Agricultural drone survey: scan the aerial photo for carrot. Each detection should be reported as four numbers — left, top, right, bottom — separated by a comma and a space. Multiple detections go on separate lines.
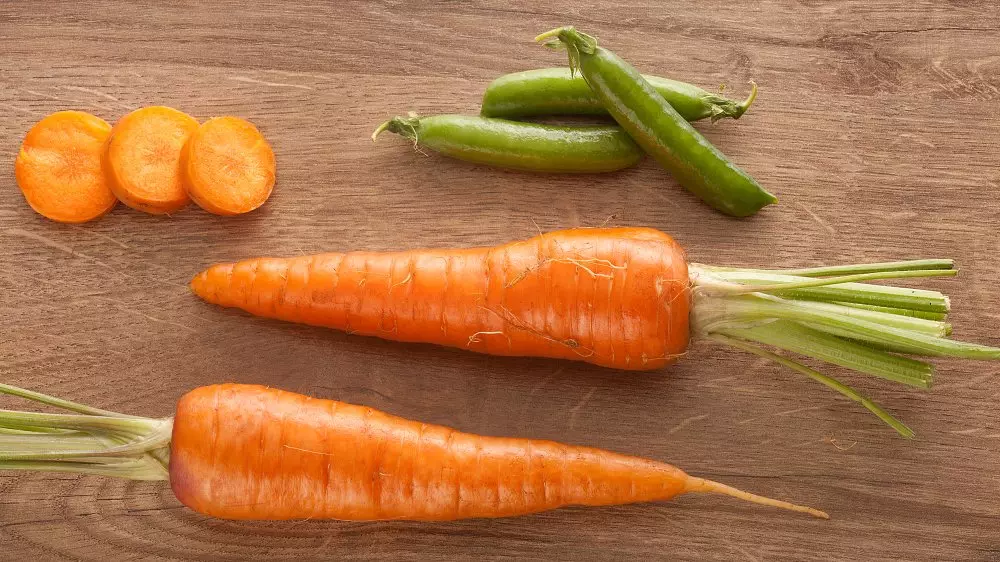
181, 116, 276, 216
191, 227, 1000, 436
103, 106, 200, 215
193, 227, 690, 370
0, 382, 826, 521
14, 111, 118, 223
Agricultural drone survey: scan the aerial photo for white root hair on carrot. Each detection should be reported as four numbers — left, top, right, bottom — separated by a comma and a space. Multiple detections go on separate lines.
283, 444, 336, 456
505, 256, 625, 288
639, 351, 688, 365
599, 213, 620, 228
549, 257, 624, 278
655, 276, 688, 297
467, 330, 510, 347
388, 272, 412, 295
530, 217, 545, 238
505, 269, 531, 288
482, 303, 597, 357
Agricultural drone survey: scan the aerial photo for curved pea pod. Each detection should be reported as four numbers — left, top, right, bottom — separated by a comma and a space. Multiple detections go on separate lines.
481, 67, 756, 122
537, 27, 776, 217
372, 113, 643, 173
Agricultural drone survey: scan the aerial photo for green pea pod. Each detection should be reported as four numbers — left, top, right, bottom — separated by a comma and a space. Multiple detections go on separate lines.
537, 27, 777, 217
481, 67, 756, 122
372, 113, 643, 173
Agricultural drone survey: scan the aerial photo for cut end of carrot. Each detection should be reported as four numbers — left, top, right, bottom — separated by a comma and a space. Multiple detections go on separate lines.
685, 476, 829, 519
182, 116, 276, 216
104, 106, 200, 215
15, 111, 118, 223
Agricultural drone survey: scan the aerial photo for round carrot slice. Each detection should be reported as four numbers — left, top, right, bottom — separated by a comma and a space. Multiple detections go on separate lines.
104, 106, 200, 215
15, 111, 117, 223
181, 116, 275, 216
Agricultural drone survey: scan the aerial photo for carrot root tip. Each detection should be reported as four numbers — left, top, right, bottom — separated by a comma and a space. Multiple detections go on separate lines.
686, 476, 828, 519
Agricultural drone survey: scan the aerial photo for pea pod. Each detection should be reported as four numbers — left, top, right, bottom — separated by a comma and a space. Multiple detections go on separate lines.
481, 67, 756, 122
372, 113, 642, 173
537, 27, 776, 217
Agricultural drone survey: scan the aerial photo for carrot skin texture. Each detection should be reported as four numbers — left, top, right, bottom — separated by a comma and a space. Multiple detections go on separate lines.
170, 384, 691, 520
191, 227, 691, 370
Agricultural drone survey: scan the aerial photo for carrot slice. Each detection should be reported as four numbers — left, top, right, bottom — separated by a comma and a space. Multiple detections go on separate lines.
103, 106, 199, 215
181, 116, 275, 216
15, 111, 117, 223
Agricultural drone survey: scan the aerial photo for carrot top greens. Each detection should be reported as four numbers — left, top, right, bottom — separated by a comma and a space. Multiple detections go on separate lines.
0, 384, 171, 480
689, 258, 999, 437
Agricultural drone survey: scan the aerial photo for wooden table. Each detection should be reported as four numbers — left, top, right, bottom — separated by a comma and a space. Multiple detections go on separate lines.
2, 1, 998, 560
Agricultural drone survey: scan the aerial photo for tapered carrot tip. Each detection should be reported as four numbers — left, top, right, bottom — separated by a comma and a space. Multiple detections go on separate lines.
191, 261, 250, 310
190, 271, 209, 297
685, 476, 829, 519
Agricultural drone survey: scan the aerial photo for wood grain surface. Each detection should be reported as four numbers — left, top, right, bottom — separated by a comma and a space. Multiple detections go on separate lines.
2, 1, 999, 560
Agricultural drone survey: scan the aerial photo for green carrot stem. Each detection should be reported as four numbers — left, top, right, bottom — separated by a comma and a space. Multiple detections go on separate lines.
0, 419, 171, 461
801, 324, 945, 356
701, 269, 957, 297
0, 383, 135, 418
833, 302, 948, 322
720, 320, 932, 388
0, 383, 170, 478
709, 296, 1000, 359
787, 300, 948, 336
0, 410, 154, 435
729, 259, 955, 277
0, 458, 168, 480
710, 335, 914, 438
695, 269, 950, 312
0, 426, 79, 435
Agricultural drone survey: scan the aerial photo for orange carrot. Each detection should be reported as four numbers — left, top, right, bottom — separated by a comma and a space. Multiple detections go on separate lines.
192, 227, 691, 370
0, 382, 827, 521
181, 116, 275, 216
15, 111, 118, 223
103, 106, 200, 214
191, 227, 1000, 437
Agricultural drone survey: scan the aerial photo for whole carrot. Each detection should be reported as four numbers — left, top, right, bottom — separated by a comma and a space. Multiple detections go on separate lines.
192, 227, 1000, 436
193, 227, 690, 371
0, 383, 825, 521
